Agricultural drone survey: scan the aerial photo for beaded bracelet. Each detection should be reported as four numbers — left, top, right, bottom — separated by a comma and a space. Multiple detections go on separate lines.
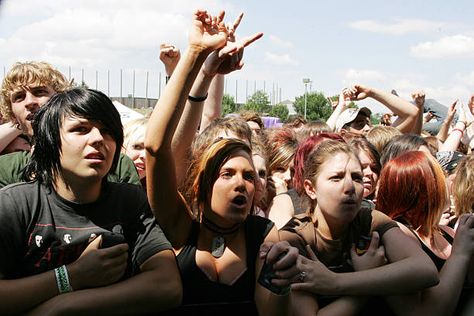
54, 265, 73, 294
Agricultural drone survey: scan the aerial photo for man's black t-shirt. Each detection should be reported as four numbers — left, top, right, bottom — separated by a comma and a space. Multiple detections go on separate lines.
0, 181, 171, 279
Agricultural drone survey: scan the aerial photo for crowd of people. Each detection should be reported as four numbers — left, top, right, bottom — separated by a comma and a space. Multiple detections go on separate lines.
0, 9, 473, 316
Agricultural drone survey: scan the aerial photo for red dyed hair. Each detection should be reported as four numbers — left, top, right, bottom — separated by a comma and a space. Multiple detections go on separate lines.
293, 132, 345, 194
376, 151, 447, 238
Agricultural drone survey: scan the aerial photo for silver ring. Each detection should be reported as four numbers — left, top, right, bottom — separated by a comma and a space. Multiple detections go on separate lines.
298, 271, 306, 282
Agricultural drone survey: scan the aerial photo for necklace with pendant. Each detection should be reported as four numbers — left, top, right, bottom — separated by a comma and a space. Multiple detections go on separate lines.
202, 215, 241, 258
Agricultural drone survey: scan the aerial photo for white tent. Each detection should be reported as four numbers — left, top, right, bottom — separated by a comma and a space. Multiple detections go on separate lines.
112, 101, 144, 124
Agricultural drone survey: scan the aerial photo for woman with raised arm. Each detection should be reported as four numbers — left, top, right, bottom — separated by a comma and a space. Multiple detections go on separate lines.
145, 10, 298, 315
279, 140, 439, 315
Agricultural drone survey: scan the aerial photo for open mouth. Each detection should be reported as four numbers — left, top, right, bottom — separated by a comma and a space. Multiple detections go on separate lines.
232, 195, 247, 207
25, 113, 35, 121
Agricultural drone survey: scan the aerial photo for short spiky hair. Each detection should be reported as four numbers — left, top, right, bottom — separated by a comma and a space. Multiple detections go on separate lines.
1, 61, 70, 122
23, 88, 123, 188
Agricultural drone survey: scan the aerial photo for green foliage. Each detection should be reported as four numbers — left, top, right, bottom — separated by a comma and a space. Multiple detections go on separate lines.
269, 103, 289, 122
222, 93, 236, 116
294, 91, 333, 121
244, 90, 271, 113
328, 94, 357, 108
372, 112, 381, 125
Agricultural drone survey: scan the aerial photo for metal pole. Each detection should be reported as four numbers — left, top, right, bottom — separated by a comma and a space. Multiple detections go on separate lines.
158, 72, 162, 100
246, 80, 248, 101
120, 69, 123, 103
304, 83, 307, 119
132, 70, 136, 108
81, 68, 84, 86
235, 80, 238, 104
68, 66, 71, 81
95, 70, 98, 90
146, 71, 149, 108
107, 70, 110, 96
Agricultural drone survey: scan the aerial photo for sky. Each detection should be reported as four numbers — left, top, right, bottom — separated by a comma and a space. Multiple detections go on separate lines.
1, 0, 474, 113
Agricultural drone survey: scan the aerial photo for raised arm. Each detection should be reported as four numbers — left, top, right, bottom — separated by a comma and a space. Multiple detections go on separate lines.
145, 10, 228, 245
439, 103, 470, 152
326, 90, 349, 131
171, 13, 263, 186
437, 100, 457, 142
410, 90, 426, 135
159, 43, 181, 77
346, 85, 420, 133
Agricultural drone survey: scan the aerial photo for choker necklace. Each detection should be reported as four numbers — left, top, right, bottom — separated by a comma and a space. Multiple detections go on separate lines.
202, 216, 241, 258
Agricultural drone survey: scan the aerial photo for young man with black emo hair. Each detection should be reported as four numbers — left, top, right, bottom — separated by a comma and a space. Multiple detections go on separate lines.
0, 61, 140, 188
0, 88, 181, 315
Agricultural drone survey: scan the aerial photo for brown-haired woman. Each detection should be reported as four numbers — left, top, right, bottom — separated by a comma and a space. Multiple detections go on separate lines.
145, 10, 298, 315
280, 141, 439, 315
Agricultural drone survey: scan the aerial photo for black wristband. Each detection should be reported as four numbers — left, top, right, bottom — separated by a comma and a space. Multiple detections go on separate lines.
165, 75, 171, 84
188, 93, 208, 102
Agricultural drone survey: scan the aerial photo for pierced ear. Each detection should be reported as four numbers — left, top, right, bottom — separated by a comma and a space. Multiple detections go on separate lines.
304, 179, 317, 200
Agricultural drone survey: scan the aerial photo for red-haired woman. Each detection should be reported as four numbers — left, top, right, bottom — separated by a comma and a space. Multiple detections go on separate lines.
145, 10, 298, 315
268, 132, 343, 228
377, 151, 474, 315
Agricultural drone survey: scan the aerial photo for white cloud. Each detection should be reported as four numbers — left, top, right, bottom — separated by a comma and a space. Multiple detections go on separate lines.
268, 35, 293, 48
0, 0, 232, 68
264, 52, 298, 66
343, 68, 386, 83
455, 71, 474, 86
349, 19, 445, 35
411, 35, 474, 58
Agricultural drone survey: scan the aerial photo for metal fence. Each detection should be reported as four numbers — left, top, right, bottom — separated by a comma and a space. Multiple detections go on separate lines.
1, 65, 284, 108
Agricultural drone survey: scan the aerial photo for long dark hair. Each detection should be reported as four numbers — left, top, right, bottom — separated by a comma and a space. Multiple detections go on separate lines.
23, 88, 123, 188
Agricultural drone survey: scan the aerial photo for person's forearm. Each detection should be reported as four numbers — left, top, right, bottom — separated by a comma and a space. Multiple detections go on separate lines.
437, 118, 453, 142
0, 270, 58, 315
146, 46, 209, 155
367, 88, 419, 133
172, 69, 214, 185
27, 251, 182, 316
200, 74, 224, 132
335, 256, 438, 296
318, 296, 368, 316
439, 122, 465, 151
412, 253, 471, 316
326, 98, 347, 131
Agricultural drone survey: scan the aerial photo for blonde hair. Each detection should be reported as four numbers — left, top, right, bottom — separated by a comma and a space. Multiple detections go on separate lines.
1, 62, 70, 121
453, 155, 474, 216
123, 118, 148, 151
366, 125, 402, 154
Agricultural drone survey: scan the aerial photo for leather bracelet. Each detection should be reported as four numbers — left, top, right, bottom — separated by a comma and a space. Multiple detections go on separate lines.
188, 93, 208, 102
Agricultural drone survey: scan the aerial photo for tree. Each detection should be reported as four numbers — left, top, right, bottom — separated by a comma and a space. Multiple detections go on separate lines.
222, 93, 236, 116
294, 91, 333, 121
244, 90, 271, 113
269, 103, 289, 122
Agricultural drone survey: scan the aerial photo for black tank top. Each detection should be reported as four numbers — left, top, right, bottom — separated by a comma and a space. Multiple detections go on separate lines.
170, 215, 273, 315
